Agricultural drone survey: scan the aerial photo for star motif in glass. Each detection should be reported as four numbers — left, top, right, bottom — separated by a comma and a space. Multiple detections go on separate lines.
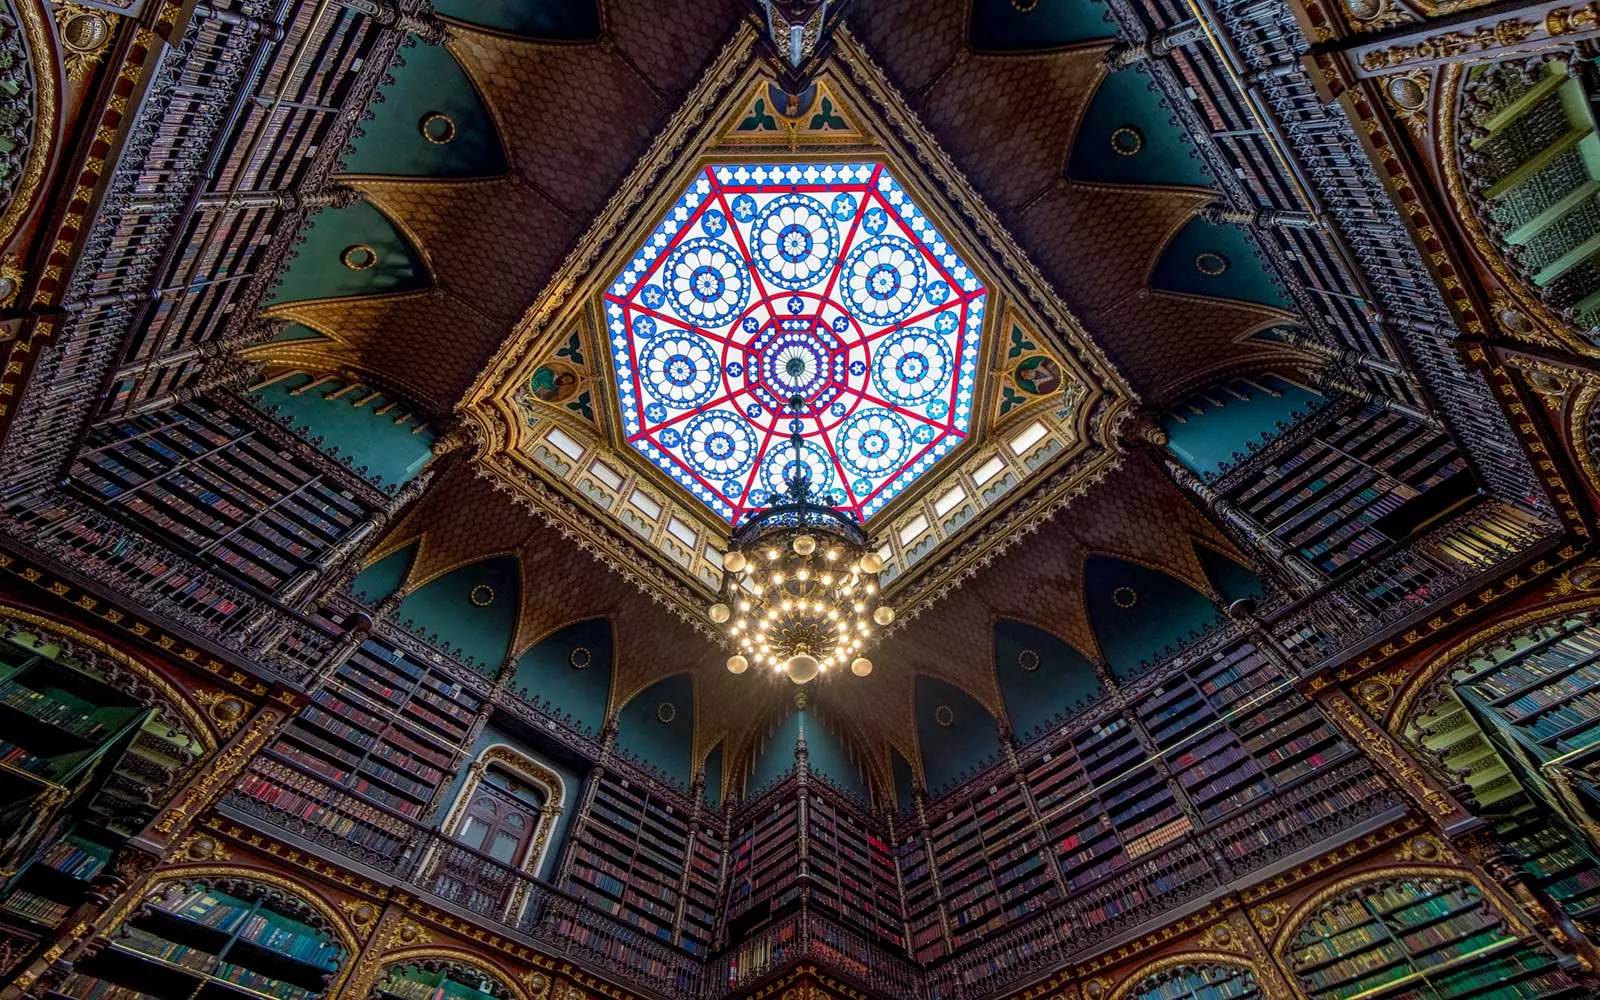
606, 162, 986, 523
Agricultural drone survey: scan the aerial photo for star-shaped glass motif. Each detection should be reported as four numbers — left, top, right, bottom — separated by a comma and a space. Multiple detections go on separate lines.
606, 162, 985, 523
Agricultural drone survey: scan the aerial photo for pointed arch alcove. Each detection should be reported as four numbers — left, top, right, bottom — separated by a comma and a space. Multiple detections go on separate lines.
994, 618, 1103, 744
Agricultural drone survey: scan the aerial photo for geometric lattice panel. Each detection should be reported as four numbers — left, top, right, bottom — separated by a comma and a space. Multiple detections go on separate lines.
605, 162, 986, 523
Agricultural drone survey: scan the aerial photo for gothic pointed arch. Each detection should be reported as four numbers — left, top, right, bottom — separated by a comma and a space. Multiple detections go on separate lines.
1069, 65, 1210, 188
1110, 956, 1264, 1000
1192, 541, 1265, 606
351, 540, 417, 605
340, 37, 507, 179
393, 554, 521, 675
615, 673, 695, 791
994, 618, 1103, 744
968, 0, 1116, 52
915, 675, 1003, 795
510, 617, 612, 737
1083, 555, 1225, 684
266, 201, 431, 306
1150, 216, 1292, 311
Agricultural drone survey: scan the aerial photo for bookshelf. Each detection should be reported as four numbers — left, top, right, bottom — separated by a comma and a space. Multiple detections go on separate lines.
899, 829, 945, 963
926, 778, 1057, 954
1285, 876, 1581, 1000
237, 639, 481, 863
375, 963, 508, 1000
1127, 964, 1261, 1000
1409, 617, 1600, 922
723, 795, 802, 939
0, 825, 117, 933
0, 643, 151, 880
71, 401, 374, 595
1227, 405, 1469, 574
565, 772, 714, 953
805, 788, 905, 950
72, 882, 345, 1000
1451, 617, 1600, 771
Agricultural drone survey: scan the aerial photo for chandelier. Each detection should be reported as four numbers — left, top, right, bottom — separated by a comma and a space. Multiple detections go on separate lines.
708, 396, 894, 684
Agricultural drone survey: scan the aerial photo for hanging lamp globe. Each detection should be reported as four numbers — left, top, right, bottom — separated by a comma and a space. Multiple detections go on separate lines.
709, 395, 894, 685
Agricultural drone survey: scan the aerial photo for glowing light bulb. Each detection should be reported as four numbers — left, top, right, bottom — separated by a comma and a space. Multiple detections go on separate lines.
723, 551, 748, 573
793, 534, 816, 556
727, 655, 748, 674
851, 657, 873, 677
709, 603, 730, 624
860, 553, 885, 573
873, 606, 895, 626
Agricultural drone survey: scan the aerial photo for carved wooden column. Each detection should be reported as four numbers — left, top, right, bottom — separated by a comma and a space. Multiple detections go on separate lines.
1306, 367, 1443, 430
1163, 454, 1326, 593
142, 690, 302, 851
1105, 20, 1208, 68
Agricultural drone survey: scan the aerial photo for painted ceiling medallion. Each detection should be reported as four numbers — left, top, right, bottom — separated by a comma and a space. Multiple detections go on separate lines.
607, 162, 985, 524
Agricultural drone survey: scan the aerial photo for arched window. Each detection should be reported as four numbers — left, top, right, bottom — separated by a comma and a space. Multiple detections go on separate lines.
455, 767, 546, 865
418, 745, 566, 923
1400, 607, 1600, 921
373, 958, 513, 1000
62, 875, 349, 1000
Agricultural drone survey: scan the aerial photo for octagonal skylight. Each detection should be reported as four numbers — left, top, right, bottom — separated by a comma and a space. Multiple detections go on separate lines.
605, 162, 986, 524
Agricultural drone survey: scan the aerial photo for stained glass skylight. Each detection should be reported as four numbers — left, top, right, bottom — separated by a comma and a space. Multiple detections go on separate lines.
605, 162, 986, 524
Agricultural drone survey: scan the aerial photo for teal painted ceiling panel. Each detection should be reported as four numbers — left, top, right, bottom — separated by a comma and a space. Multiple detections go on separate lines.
268, 201, 429, 305
1084, 556, 1225, 683
435, 0, 600, 38
969, 0, 1116, 51
1164, 373, 1323, 480
1196, 545, 1264, 606
995, 619, 1102, 743
916, 676, 1002, 796
351, 543, 415, 605
395, 556, 519, 675
617, 674, 695, 790
250, 374, 435, 491
343, 39, 506, 178
1151, 216, 1291, 309
512, 618, 612, 737
1069, 66, 1210, 187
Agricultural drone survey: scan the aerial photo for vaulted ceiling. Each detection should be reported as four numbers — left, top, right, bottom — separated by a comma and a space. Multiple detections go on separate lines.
235, 0, 1331, 801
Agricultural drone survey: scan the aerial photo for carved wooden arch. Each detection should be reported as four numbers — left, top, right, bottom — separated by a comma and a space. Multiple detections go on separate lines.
1107, 951, 1264, 1000
1270, 864, 1528, 958
1437, 50, 1600, 358
1388, 593, 1600, 732
0, 604, 220, 755
365, 948, 530, 1000
140, 864, 361, 996
436, 742, 568, 876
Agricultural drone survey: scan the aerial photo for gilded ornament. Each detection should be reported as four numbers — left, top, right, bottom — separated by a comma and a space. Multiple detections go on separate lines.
419, 111, 457, 144
178, 834, 229, 862
54, 4, 112, 81
340, 898, 378, 932
341, 244, 378, 270
0, 253, 21, 306
194, 689, 247, 733
525, 971, 552, 1000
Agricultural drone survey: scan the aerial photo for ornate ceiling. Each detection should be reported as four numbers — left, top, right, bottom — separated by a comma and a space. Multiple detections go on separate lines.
234, 0, 1337, 796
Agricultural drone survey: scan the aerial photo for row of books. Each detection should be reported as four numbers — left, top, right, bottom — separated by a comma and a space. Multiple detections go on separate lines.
0, 680, 108, 739
40, 836, 111, 879
2, 888, 73, 925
